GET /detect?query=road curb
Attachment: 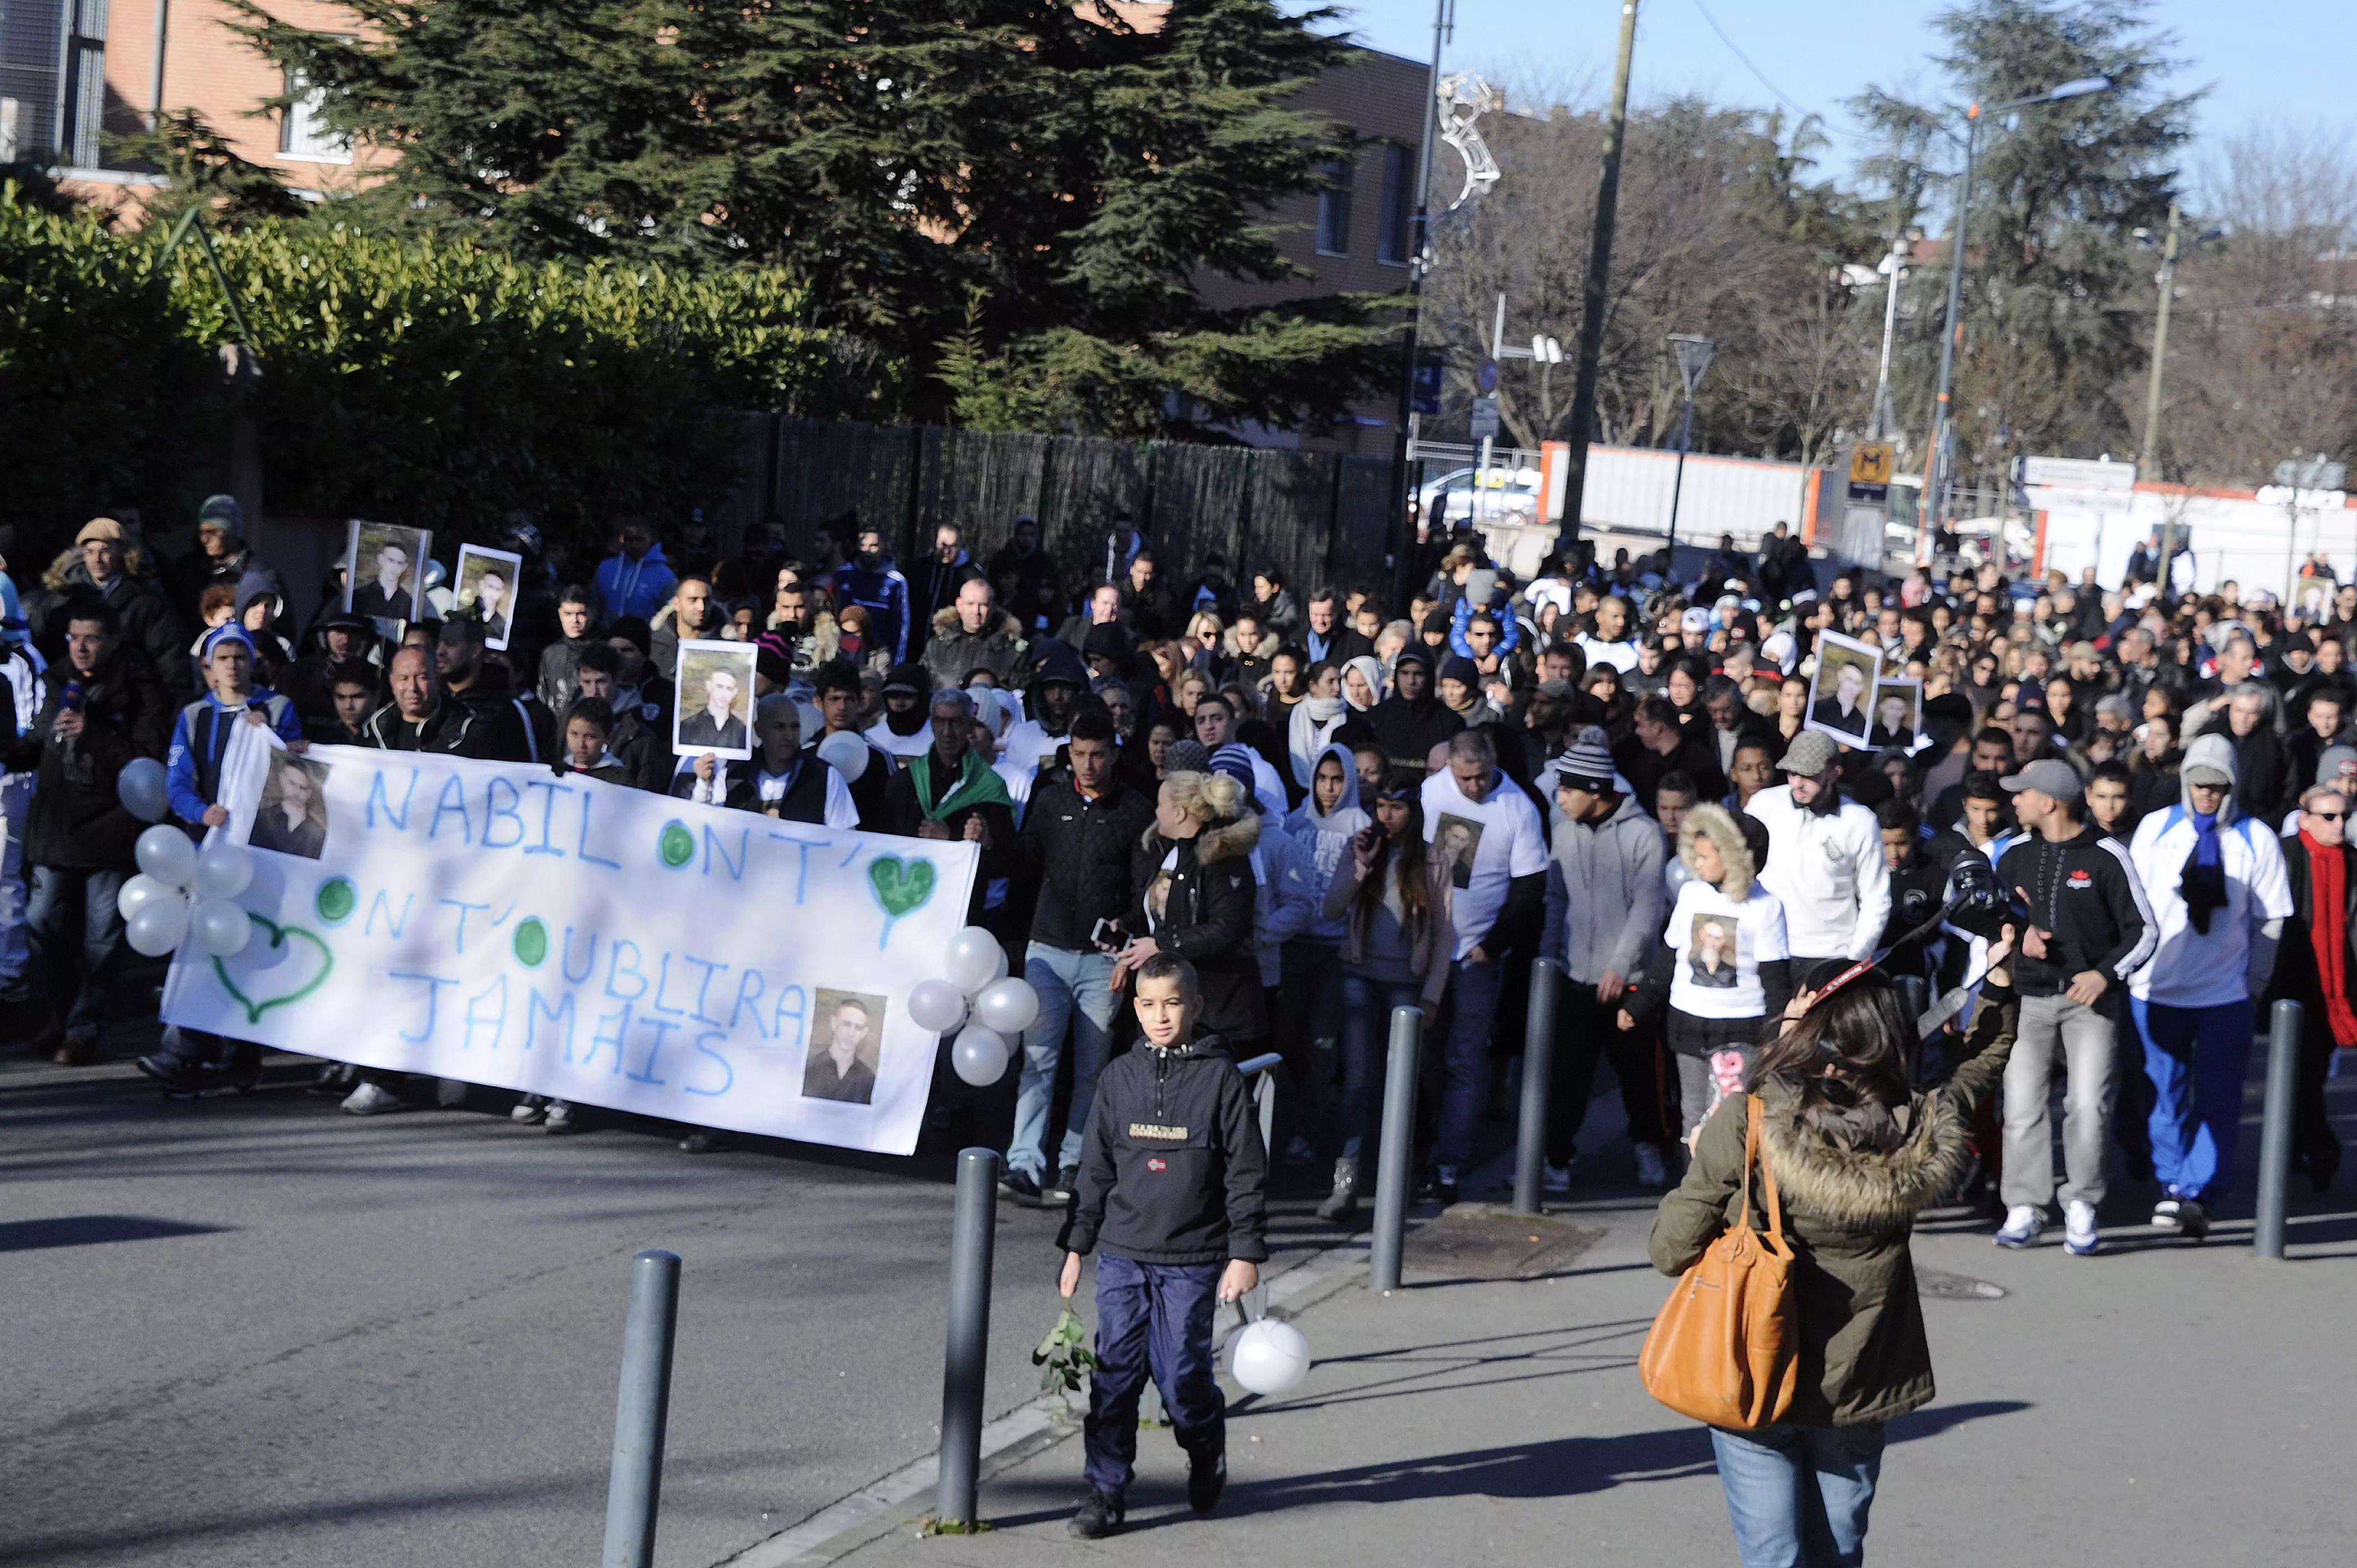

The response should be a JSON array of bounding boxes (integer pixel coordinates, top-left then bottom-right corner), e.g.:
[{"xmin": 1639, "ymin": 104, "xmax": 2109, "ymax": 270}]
[{"xmin": 709, "ymin": 1226, "xmax": 1382, "ymax": 1566}]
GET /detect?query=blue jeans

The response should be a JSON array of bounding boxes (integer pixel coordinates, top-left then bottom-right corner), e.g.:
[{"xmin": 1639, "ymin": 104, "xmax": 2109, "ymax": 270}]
[
  {"xmin": 25, "ymin": 865, "xmax": 125, "ymax": 1034},
  {"xmin": 2130, "ymin": 996, "xmax": 2254, "ymax": 1200},
  {"xmin": 1711, "ymin": 1421, "xmax": 1885, "ymax": 1568},
  {"xmin": 1435, "ymin": 953, "xmax": 1502, "ymax": 1169},
  {"xmin": 1083, "ymin": 1253, "xmax": 1224, "ymax": 1498},
  {"xmin": 1339, "ymin": 971, "xmax": 1422, "ymax": 1163},
  {"xmin": 1008, "ymin": 943, "xmax": 1120, "ymax": 1180}
]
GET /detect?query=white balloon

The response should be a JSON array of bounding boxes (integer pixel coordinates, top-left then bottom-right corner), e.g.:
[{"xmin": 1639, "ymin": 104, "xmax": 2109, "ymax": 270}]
[
  {"xmin": 908, "ymin": 978, "xmax": 970, "ymax": 1035},
  {"xmin": 117, "ymin": 757, "xmax": 170, "ymax": 823},
  {"xmin": 135, "ymin": 824, "xmax": 199, "ymax": 890},
  {"xmin": 193, "ymin": 899, "xmax": 254, "ymax": 957},
  {"xmin": 125, "ymin": 894, "xmax": 191, "ymax": 957},
  {"xmin": 816, "ymin": 730, "xmax": 869, "ymax": 782},
  {"xmin": 943, "ymin": 926, "xmax": 1007, "ymax": 996},
  {"xmin": 973, "ymin": 977, "xmax": 1041, "ymax": 1035},
  {"xmin": 949, "ymin": 1022, "xmax": 1011, "ymax": 1087},
  {"xmin": 118, "ymin": 873, "xmax": 176, "ymax": 921},
  {"xmin": 1229, "ymin": 1319, "xmax": 1312, "ymax": 1396},
  {"xmin": 193, "ymin": 839, "xmax": 255, "ymax": 900}
]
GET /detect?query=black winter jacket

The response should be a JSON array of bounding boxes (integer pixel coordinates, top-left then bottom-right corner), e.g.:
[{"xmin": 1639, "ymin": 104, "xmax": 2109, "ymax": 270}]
[
  {"xmin": 1022, "ymin": 774, "xmax": 1157, "ymax": 951},
  {"xmin": 1129, "ymin": 814, "xmax": 1264, "ymax": 1043},
  {"xmin": 1365, "ymin": 694, "xmax": 1463, "ymax": 779},
  {"xmin": 1058, "ymin": 1031, "xmax": 1269, "ymax": 1266},
  {"xmin": 7, "ymin": 652, "xmax": 175, "ymax": 869},
  {"xmin": 363, "ymin": 699, "xmax": 492, "ymax": 756},
  {"xmin": 1994, "ymin": 824, "xmax": 2157, "ymax": 1002}
]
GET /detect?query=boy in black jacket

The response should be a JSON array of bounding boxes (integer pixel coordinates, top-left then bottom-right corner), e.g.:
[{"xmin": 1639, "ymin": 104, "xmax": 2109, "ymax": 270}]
[{"xmin": 1057, "ymin": 952, "xmax": 1268, "ymax": 1539}]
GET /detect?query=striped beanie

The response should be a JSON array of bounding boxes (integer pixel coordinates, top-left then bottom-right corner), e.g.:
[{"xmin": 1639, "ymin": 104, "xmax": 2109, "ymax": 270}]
[{"xmin": 1551, "ymin": 725, "xmax": 1614, "ymax": 793}]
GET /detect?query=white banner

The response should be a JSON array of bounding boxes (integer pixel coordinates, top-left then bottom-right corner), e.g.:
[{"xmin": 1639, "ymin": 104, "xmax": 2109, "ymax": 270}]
[{"xmin": 161, "ymin": 743, "xmax": 979, "ymax": 1154}]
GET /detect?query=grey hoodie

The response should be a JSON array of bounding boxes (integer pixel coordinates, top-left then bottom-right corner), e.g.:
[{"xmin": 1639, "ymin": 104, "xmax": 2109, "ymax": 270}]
[{"xmin": 1540, "ymin": 791, "xmax": 1665, "ymax": 986}]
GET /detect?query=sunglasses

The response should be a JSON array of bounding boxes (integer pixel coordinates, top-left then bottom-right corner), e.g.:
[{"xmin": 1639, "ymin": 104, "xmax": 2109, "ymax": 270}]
[{"xmin": 2314, "ymin": 810, "xmax": 2348, "ymax": 823}]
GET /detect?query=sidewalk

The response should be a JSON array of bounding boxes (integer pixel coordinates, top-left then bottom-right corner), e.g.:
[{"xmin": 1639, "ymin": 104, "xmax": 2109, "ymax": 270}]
[{"xmin": 812, "ymin": 1076, "xmax": 2357, "ymax": 1568}]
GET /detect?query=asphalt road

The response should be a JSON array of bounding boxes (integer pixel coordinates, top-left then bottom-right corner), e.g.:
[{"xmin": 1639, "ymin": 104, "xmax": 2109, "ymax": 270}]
[{"xmin": 0, "ymin": 1065, "xmax": 1105, "ymax": 1568}]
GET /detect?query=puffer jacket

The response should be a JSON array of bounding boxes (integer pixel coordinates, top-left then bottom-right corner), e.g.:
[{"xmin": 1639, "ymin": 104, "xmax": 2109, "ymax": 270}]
[
  {"xmin": 1650, "ymin": 987, "xmax": 2019, "ymax": 1427},
  {"xmin": 1129, "ymin": 812, "xmax": 1264, "ymax": 1044},
  {"xmin": 922, "ymin": 605, "xmax": 1029, "ymax": 691},
  {"xmin": 1539, "ymin": 792, "xmax": 1663, "ymax": 986}
]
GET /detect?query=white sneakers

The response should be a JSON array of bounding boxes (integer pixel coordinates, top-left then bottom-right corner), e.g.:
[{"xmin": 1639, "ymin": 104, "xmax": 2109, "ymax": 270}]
[
  {"xmin": 2063, "ymin": 1200, "xmax": 2100, "ymax": 1256},
  {"xmin": 339, "ymin": 1081, "xmax": 405, "ymax": 1116},
  {"xmin": 1994, "ymin": 1204, "xmax": 2044, "ymax": 1247},
  {"xmin": 1632, "ymin": 1143, "xmax": 1670, "ymax": 1189}
]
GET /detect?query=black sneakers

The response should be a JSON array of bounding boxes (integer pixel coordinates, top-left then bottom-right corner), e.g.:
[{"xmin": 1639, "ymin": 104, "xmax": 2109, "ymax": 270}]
[
  {"xmin": 2153, "ymin": 1198, "xmax": 2210, "ymax": 1241},
  {"xmin": 1187, "ymin": 1447, "xmax": 1227, "ymax": 1514},
  {"xmin": 1042, "ymin": 1165, "xmax": 1080, "ymax": 1206},
  {"xmin": 999, "ymin": 1169, "xmax": 1043, "ymax": 1206},
  {"xmin": 1068, "ymin": 1489, "xmax": 1125, "ymax": 1538}
]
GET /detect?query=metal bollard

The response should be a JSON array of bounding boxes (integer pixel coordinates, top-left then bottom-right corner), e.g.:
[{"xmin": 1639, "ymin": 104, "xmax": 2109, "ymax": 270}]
[
  {"xmin": 1368, "ymin": 1005, "xmax": 1423, "ymax": 1294},
  {"xmin": 601, "ymin": 1249, "xmax": 681, "ymax": 1568},
  {"xmin": 2254, "ymin": 998, "xmax": 2301, "ymax": 1260},
  {"xmin": 935, "ymin": 1147, "xmax": 1000, "ymax": 1526},
  {"xmin": 1513, "ymin": 958, "xmax": 1563, "ymax": 1216}
]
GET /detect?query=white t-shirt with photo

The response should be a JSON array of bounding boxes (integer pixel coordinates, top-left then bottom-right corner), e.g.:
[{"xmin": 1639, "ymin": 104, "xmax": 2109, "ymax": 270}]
[
  {"xmin": 1420, "ymin": 768, "xmax": 1549, "ymax": 960},
  {"xmin": 1663, "ymin": 879, "xmax": 1790, "ymax": 1021}
]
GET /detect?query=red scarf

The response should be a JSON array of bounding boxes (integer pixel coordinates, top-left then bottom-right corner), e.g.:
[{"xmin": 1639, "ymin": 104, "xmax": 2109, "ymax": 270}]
[{"xmin": 2302, "ymin": 831, "xmax": 2357, "ymax": 1046}]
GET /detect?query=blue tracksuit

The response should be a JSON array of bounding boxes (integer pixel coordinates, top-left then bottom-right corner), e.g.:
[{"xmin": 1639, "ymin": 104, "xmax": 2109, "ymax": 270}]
[
  {"xmin": 830, "ymin": 558, "xmax": 913, "ymax": 662},
  {"xmin": 595, "ymin": 544, "xmax": 680, "ymax": 623},
  {"xmin": 166, "ymin": 689, "xmax": 305, "ymax": 829}
]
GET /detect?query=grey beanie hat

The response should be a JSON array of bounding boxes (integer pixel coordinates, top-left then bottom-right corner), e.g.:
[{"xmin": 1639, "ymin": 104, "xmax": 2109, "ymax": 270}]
[{"xmin": 1551, "ymin": 725, "xmax": 1615, "ymax": 793}]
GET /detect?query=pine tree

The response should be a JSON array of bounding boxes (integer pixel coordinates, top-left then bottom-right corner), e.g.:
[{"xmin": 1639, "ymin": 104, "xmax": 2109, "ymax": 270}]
[
  {"xmin": 231, "ymin": 0, "xmax": 1398, "ymax": 432},
  {"xmin": 1855, "ymin": 0, "xmax": 2197, "ymax": 478}
]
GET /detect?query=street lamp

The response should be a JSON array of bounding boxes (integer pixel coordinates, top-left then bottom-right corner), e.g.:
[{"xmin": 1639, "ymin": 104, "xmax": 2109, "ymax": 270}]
[{"xmin": 1924, "ymin": 75, "xmax": 2114, "ymax": 546}]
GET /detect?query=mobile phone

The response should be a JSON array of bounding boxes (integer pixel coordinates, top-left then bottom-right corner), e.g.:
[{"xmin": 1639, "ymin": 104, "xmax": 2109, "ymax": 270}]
[{"xmin": 1090, "ymin": 917, "xmax": 1123, "ymax": 952}]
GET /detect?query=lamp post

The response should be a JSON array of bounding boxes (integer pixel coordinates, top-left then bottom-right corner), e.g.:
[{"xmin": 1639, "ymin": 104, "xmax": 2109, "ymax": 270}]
[
  {"xmin": 1924, "ymin": 75, "xmax": 2114, "ymax": 546},
  {"xmin": 1388, "ymin": 0, "xmax": 1455, "ymax": 601}
]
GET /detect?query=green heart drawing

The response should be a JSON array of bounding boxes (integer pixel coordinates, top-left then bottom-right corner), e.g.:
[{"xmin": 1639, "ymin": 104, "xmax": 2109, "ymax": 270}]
[
  {"xmin": 868, "ymin": 855, "xmax": 936, "ymax": 947},
  {"xmin": 211, "ymin": 913, "xmax": 336, "ymax": 1025}
]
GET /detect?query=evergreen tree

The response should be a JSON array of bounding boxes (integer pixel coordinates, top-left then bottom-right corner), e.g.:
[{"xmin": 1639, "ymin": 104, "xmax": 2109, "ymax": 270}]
[
  {"xmin": 1855, "ymin": 0, "xmax": 2197, "ymax": 482},
  {"xmin": 231, "ymin": 0, "xmax": 1398, "ymax": 432}
]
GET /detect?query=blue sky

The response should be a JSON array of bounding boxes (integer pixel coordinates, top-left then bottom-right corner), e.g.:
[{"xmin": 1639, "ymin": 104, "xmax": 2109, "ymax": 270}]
[{"xmin": 1313, "ymin": 1, "xmax": 2354, "ymax": 192}]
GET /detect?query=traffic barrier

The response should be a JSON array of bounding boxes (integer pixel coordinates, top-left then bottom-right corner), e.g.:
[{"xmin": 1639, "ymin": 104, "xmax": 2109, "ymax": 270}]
[
  {"xmin": 1368, "ymin": 1005, "xmax": 1423, "ymax": 1294},
  {"xmin": 2254, "ymin": 999, "xmax": 2301, "ymax": 1260},
  {"xmin": 1512, "ymin": 959, "xmax": 1563, "ymax": 1215},
  {"xmin": 935, "ymin": 1148, "xmax": 1000, "ymax": 1526},
  {"xmin": 601, "ymin": 1250, "xmax": 681, "ymax": 1568}
]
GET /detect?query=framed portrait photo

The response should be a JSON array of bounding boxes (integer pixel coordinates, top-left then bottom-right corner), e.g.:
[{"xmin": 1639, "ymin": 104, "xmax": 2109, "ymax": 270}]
[
  {"xmin": 453, "ymin": 545, "xmax": 523, "ymax": 651},
  {"xmin": 344, "ymin": 520, "xmax": 433, "ymax": 631},
  {"xmin": 673, "ymin": 639, "xmax": 758, "ymax": 761},
  {"xmin": 1869, "ymin": 677, "xmax": 1924, "ymax": 752},
  {"xmin": 1805, "ymin": 630, "xmax": 1881, "ymax": 749}
]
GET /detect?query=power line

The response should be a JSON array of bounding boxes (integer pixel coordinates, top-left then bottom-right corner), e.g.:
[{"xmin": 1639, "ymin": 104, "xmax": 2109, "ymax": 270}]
[{"xmin": 1687, "ymin": 0, "xmax": 1869, "ymax": 143}]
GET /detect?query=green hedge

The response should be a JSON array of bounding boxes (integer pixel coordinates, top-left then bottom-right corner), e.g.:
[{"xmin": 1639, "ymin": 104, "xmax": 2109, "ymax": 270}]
[{"xmin": 2, "ymin": 185, "xmax": 835, "ymax": 555}]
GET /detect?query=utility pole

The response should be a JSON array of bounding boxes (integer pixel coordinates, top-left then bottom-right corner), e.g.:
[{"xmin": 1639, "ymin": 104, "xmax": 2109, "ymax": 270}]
[
  {"xmin": 1869, "ymin": 233, "xmax": 1906, "ymax": 440},
  {"xmin": 2142, "ymin": 203, "xmax": 2184, "ymax": 596},
  {"xmin": 1560, "ymin": 0, "xmax": 1639, "ymax": 554},
  {"xmin": 1387, "ymin": 0, "xmax": 1454, "ymax": 600}
]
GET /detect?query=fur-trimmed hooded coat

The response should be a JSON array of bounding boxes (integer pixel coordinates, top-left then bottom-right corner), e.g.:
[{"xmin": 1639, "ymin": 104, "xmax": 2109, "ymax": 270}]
[
  {"xmin": 1129, "ymin": 773, "xmax": 1265, "ymax": 1043},
  {"xmin": 1649, "ymin": 988, "xmax": 2020, "ymax": 1427}
]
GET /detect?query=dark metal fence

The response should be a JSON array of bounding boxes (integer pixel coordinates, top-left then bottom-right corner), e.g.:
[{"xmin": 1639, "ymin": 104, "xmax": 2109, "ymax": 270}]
[{"xmin": 722, "ymin": 416, "xmax": 1399, "ymax": 597}]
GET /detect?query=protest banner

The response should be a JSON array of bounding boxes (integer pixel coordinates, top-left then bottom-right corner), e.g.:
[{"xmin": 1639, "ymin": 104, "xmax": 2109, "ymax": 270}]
[{"xmin": 161, "ymin": 741, "xmax": 979, "ymax": 1155}]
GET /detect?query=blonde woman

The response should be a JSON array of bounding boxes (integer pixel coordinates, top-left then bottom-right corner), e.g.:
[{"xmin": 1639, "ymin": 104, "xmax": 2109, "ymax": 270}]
[
  {"xmin": 1116, "ymin": 769, "xmax": 1264, "ymax": 1049},
  {"xmin": 1621, "ymin": 803, "xmax": 1794, "ymax": 1135}
]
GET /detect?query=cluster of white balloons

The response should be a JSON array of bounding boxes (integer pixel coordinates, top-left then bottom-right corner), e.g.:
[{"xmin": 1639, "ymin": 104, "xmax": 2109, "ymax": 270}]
[
  {"xmin": 121, "ymin": 827, "xmax": 256, "ymax": 960},
  {"xmin": 1229, "ymin": 1317, "xmax": 1312, "ymax": 1396},
  {"xmin": 908, "ymin": 926, "xmax": 1040, "ymax": 1086}
]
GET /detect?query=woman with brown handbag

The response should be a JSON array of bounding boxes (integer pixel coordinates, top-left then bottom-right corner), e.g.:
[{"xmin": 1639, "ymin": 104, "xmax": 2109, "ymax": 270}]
[{"xmin": 1649, "ymin": 941, "xmax": 2020, "ymax": 1567}]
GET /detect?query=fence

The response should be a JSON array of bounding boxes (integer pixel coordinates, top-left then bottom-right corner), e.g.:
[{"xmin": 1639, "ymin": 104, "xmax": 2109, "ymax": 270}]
[{"xmin": 719, "ymin": 416, "xmax": 1404, "ymax": 597}]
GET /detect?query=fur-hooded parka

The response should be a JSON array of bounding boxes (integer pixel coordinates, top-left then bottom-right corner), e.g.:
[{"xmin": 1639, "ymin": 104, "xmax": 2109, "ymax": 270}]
[{"xmin": 1678, "ymin": 801, "xmax": 1759, "ymax": 899}]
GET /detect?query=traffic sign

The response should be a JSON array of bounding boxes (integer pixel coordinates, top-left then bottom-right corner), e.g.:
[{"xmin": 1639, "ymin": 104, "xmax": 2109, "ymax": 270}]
[
  {"xmin": 1469, "ymin": 395, "xmax": 1500, "ymax": 439},
  {"xmin": 1847, "ymin": 441, "xmax": 1893, "ymax": 506},
  {"xmin": 1668, "ymin": 333, "xmax": 1716, "ymax": 396},
  {"xmin": 1476, "ymin": 358, "xmax": 1499, "ymax": 394}
]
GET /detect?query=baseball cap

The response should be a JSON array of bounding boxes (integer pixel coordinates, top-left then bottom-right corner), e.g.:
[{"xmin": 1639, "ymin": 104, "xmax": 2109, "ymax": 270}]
[
  {"xmin": 2000, "ymin": 757, "xmax": 2083, "ymax": 801},
  {"xmin": 1779, "ymin": 730, "xmax": 1838, "ymax": 778},
  {"xmin": 881, "ymin": 662, "xmax": 928, "ymax": 697}
]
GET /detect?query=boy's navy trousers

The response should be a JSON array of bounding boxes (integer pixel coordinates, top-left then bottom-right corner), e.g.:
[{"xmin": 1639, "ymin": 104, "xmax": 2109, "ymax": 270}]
[{"xmin": 1083, "ymin": 1254, "xmax": 1226, "ymax": 1497}]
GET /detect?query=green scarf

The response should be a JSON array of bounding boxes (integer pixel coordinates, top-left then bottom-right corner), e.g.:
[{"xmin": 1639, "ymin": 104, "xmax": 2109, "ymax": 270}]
[{"xmin": 912, "ymin": 747, "xmax": 1012, "ymax": 822}]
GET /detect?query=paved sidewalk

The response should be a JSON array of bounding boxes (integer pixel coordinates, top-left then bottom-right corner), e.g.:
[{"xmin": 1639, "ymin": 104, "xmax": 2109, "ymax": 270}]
[{"xmin": 819, "ymin": 1076, "xmax": 2357, "ymax": 1568}]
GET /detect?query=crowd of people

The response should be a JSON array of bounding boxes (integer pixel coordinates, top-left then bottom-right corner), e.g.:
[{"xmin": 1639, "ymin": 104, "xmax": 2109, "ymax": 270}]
[{"xmin": 3, "ymin": 499, "xmax": 2350, "ymax": 1255}]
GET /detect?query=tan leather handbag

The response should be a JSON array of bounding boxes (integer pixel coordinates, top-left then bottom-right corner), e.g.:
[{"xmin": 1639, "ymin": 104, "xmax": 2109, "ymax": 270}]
[{"xmin": 1639, "ymin": 1095, "xmax": 1799, "ymax": 1429}]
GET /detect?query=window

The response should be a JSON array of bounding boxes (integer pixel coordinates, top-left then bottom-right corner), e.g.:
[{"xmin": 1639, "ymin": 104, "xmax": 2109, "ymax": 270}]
[
  {"xmin": 1377, "ymin": 143, "xmax": 1412, "ymax": 265},
  {"xmin": 1315, "ymin": 158, "xmax": 1352, "ymax": 256},
  {"xmin": 61, "ymin": 0, "xmax": 110, "ymax": 169},
  {"xmin": 279, "ymin": 70, "xmax": 351, "ymax": 163}
]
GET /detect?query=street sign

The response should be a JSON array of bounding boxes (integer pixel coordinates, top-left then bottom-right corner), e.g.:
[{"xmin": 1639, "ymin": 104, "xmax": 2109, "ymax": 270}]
[
  {"xmin": 1469, "ymin": 395, "xmax": 1500, "ymax": 439},
  {"xmin": 1847, "ymin": 441, "xmax": 1893, "ymax": 505},
  {"xmin": 1476, "ymin": 358, "xmax": 1499, "ymax": 394},
  {"xmin": 1668, "ymin": 333, "xmax": 1716, "ymax": 396},
  {"xmin": 1412, "ymin": 352, "xmax": 1445, "ymax": 416},
  {"xmin": 2018, "ymin": 455, "xmax": 2135, "ymax": 492}
]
